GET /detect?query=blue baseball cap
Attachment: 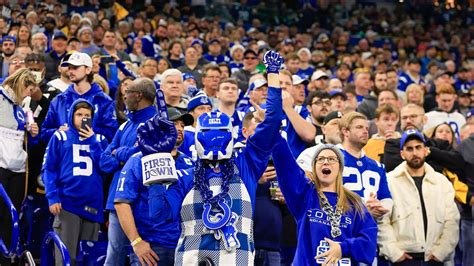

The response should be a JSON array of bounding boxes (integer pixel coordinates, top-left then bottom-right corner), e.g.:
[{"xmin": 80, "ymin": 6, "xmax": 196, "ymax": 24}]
[
  {"xmin": 52, "ymin": 31, "xmax": 68, "ymax": 41},
  {"xmin": 248, "ymin": 79, "xmax": 267, "ymax": 92},
  {"xmin": 1, "ymin": 35, "xmax": 16, "ymax": 44},
  {"xmin": 467, "ymin": 108, "xmax": 474, "ymax": 119},
  {"xmin": 183, "ymin": 73, "xmax": 195, "ymax": 81},
  {"xmin": 400, "ymin": 129, "xmax": 426, "ymax": 150},
  {"xmin": 191, "ymin": 39, "xmax": 203, "ymax": 47}
]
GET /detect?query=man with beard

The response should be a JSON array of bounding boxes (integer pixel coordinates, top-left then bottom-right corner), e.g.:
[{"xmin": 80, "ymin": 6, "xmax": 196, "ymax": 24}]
[
  {"xmin": 0, "ymin": 36, "xmax": 16, "ymax": 78},
  {"xmin": 383, "ymin": 103, "xmax": 465, "ymax": 176},
  {"xmin": 338, "ymin": 112, "xmax": 392, "ymax": 219},
  {"xmin": 114, "ymin": 107, "xmax": 194, "ymax": 266},
  {"xmin": 100, "ymin": 77, "xmax": 157, "ymax": 265},
  {"xmin": 41, "ymin": 52, "xmax": 118, "ymax": 142},
  {"xmin": 379, "ymin": 130, "xmax": 459, "ymax": 265},
  {"xmin": 305, "ymin": 90, "xmax": 331, "ymax": 145}
]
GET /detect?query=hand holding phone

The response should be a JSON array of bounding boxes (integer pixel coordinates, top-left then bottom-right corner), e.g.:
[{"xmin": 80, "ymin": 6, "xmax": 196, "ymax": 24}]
[
  {"xmin": 100, "ymin": 56, "xmax": 116, "ymax": 64},
  {"xmin": 79, "ymin": 118, "xmax": 94, "ymax": 139}
]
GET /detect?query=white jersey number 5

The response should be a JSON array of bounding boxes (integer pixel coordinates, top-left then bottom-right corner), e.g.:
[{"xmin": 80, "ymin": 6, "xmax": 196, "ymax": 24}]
[{"xmin": 72, "ymin": 144, "xmax": 92, "ymax": 176}]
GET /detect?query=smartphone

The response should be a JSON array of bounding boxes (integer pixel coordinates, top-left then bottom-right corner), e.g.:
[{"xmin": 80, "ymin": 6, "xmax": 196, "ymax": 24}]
[
  {"xmin": 81, "ymin": 117, "xmax": 92, "ymax": 131},
  {"xmin": 100, "ymin": 56, "xmax": 115, "ymax": 64}
]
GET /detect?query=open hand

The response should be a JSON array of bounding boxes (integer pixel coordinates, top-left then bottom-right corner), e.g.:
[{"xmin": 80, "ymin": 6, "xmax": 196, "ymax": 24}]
[
  {"xmin": 366, "ymin": 192, "xmax": 389, "ymax": 218},
  {"xmin": 133, "ymin": 240, "xmax": 160, "ymax": 266}
]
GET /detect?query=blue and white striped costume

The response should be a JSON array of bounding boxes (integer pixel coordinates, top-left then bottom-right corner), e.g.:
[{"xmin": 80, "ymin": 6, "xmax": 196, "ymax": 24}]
[{"xmin": 176, "ymin": 166, "xmax": 254, "ymax": 265}]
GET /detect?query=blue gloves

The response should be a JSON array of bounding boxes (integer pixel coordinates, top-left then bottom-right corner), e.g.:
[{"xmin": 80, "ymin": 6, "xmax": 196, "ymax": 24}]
[
  {"xmin": 263, "ymin": 50, "xmax": 284, "ymax": 74},
  {"xmin": 137, "ymin": 87, "xmax": 177, "ymax": 155}
]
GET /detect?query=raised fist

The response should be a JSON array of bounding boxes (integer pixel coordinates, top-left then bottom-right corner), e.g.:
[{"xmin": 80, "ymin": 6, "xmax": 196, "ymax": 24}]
[
  {"xmin": 137, "ymin": 114, "xmax": 177, "ymax": 155},
  {"xmin": 263, "ymin": 50, "xmax": 284, "ymax": 74}
]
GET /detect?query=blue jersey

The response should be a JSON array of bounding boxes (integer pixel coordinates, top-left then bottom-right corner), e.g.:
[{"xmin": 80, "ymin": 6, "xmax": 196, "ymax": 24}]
[
  {"xmin": 203, "ymin": 54, "xmax": 230, "ymax": 64},
  {"xmin": 281, "ymin": 105, "xmax": 312, "ymax": 157},
  {"xmin": 338, "ymin": 145, "xmax": 391, "ymax": 201},
  {"xmin": 227, "ymin": 109, "xmax": 246, "ymax": 143},
  {"xmin": 114, "ymin": 152, "xmax": 194, "ymax": 247},
  {"xmin": 42, "ymin": 99, "xmax": 109, "ymax": 223},
  {"xmin": 100, "ymin": 106, "xmax": 156, "ymax": 210},
  {"xmin": 398, "ymin": 72, "xmax": 425, "ymax": 92},
  {"xmin": 296, "ymin": 66, "xmax": 314, "ymax": 81},
  {"xmin": 178, "ymin": 126, "xmax": 197, "ymax": 161},
  {"xmin": 229, "ymin": 61, "xmax": 243, "ymax": 74},
  {"xmin": 272, "ymin": 137, "xmax": 377, "ymax": 265},
  {"xmin": 41, "ymin": 83, "xmax": 118, "ymax": 142},
  {"xmin": 141, "ymin": 35, "xmax": 161, "ymax": 58}
]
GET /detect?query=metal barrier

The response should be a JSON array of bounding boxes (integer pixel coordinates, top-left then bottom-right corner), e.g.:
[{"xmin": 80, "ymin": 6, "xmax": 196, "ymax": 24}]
[
  {"xmin": 0, "ymin": 183, "xmax": 20, "ymax": 258},
  {"xmin": 41, "ymin": 231, "xmax": 71, "ymax": 266}
]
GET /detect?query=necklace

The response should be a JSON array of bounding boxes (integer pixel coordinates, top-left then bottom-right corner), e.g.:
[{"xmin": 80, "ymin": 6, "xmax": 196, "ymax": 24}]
[
  {"xmin": 195, "ymin": 159, "xmax": 235, "ymax": 230},
  {"xmin": 320, "ymin": 193, "xmax": 343, "ymax": 238}
]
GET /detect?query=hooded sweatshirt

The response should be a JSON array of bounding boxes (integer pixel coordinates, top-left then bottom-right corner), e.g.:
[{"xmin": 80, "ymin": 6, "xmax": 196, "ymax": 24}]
[
  {"xmin": 42, "ymin": 99, "xmax": 108, "ymax": 223},
  {"xmin": 41, "ymin": 82, "xmax": 118, "ymax": 143}
]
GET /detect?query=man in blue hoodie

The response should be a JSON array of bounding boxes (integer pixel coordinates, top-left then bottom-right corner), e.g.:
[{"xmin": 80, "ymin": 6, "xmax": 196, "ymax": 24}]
[
  {"xmin": 41, "ymin": 52, "xmax": 118, "ymax": 143},
  {"xmin": 100, "ymin": 77, "xmax": 157, "ymax": 266},
  {"xmin": 42, "ymin": 99, "xmax": 109, "ymax": 265}
]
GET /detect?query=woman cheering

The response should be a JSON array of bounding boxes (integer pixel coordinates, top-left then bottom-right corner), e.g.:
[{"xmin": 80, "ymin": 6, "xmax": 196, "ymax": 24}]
[{"xmin": 271, "ymin": 141, "xmax": 377, "ymax": 265}]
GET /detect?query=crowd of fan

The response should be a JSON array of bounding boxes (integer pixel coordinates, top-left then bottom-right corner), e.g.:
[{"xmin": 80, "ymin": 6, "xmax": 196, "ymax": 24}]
[{"xmin": 0, "ymin": 0, "xmax": 473, "ymax": 265}]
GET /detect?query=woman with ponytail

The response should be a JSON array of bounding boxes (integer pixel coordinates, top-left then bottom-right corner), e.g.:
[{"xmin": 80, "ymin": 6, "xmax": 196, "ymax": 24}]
[{"xmin": 271, "ymin": 140, "xmax": 378, "ymax": 265}]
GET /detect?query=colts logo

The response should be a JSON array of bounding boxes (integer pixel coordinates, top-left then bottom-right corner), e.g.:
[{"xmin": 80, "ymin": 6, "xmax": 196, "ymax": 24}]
[{"xmin": 200, "ymin": 97, "xmax": 209, "ymax": 104}]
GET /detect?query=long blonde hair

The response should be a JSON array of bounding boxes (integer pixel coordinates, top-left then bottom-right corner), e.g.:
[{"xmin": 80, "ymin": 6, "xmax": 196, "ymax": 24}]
[
  {"xmin": 308, "ymin": 160, "xmax": 366, "ymax": 219},
  {"xmin": 2, "ymin": 68, "xmax": 36, "ymax": 104}
]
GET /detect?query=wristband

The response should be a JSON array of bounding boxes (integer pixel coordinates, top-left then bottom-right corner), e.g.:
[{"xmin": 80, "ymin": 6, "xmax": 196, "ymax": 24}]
[{"xmin": 131, "ymin": 237, "xmax": 142, "ymax": 247}]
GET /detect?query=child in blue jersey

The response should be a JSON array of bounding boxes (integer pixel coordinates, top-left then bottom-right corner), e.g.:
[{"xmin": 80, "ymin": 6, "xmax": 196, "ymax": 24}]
[
  {"xmin": 42, "ymin": 99, "xmax": 108, "ymax": 264},
  {"xmin": 272, "ymin": 140, "xmax": 377, "ymax": 265}
]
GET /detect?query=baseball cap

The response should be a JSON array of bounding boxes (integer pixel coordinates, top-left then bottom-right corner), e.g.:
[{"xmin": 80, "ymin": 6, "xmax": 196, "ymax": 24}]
[
  {"xmin": 44, "ymin": 17, "xmax": 56, "ymax": 25},
  {"xmin": 292, "ymin": 75, "xmax": 309, "ymax": 86},
  {"xmin": 168, "ymin": 107, "xmax": 194, "ymax": 126},
  {"xmin": 1, "ymin": 35, "xmax": 16, "ymax": 44},
  {"xmin": 400, "ymin": 129, "xmax": 426, "ymax": 150},
  {"xmin": 209, "ymin": 39, "xmax": 220, "ymax": 45},
  {"xmin": 243, "ymin": 49, "xmax": 258, "ymax": 57},
  {"xmin": 61, "ymin": 52, "xmax": 92, "ymax": 68},
  {"xmin": 52, "ymin": 31, "xmax": 68, "ymax": 41},
  {"xmin": 191, "ymin": 39, "xmax": 203, "ymax": 47},
  {"xmin": 323, "ymin": 111, "xmax": 343, "ymax": 125},
  {"xmin": 329, "ymin": 89, "xmax": 347, "ymax": 100},
  {"xmin": 248, "ymin": 79, "xmax": 267, "ymax": 91},
  {"xmin": 467, "ymin": 108, "xmax": 474, "ymax": 119},
  {"xmin": 183, "ymin": 73, "xmax": 196, "ymax": 81},
  {"xmin": 311, "ymin": 70, "xmax": 329, "ymax": 81}
]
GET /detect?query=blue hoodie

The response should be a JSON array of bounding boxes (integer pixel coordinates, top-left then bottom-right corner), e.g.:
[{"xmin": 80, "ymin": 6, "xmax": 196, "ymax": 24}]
[
  {"xmin": 41, "ymin": 82, "xmax": 118, "ymax": 143},
  {"xmin": 42, "ymin": 99, "xmax": 109, "ymax": 223},
  {"xmin": 100, "ymin": 105, "xmax": 157, "ymax": 210},
  {"xmin": 271, "ymin": 137, "xmax": 377, "ymax": 265}
]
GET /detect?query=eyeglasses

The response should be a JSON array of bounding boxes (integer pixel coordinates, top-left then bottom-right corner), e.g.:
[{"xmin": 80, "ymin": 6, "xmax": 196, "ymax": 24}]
[
  {"xmin": 10, "ymin": 60, "xmax": 25, "ymax": 65},
  {"xmin": 312, "ymin": 99, "xmax": 332, "ymax": 106},
  {"xmin": 315, "ymin": 156, "xmax": 339, "ymax": 165},
  {"xmin": 400, "ymin": 114, "xmax": 423, "ymax": 121},
  {"xmin": 244, "ymin": 57, "xmax": 257, "ymax": 60}
]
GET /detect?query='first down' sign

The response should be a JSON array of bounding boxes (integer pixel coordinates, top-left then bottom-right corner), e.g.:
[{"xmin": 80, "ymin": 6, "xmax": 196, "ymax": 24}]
[{"xmin": 141, "ymin": 153, "xmax": 178, "ymax": 185}]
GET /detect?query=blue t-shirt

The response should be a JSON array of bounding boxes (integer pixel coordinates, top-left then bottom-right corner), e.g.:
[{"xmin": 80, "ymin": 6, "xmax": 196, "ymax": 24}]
[{"xmin": 114, "ymin": 152, "xmax": 194, "ymax": 247}]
